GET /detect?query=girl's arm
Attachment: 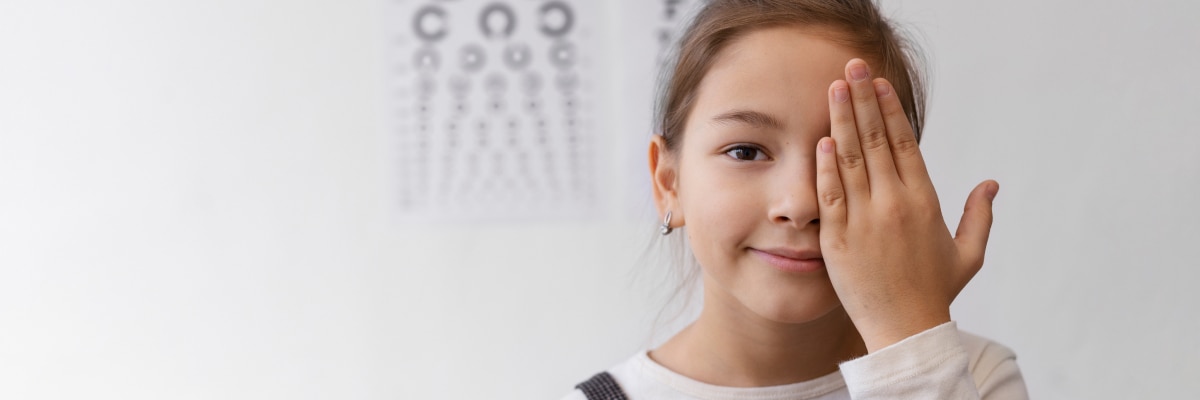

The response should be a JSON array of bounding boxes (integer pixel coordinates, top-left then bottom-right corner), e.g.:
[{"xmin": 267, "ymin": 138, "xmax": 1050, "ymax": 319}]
[
  {"xmin": 839, "ymin": 321, "xmax": 1029, "ymax": 399},
  {"xmin": 818, "ymin": 58, "xmax": 1021, "ymax": 398}
]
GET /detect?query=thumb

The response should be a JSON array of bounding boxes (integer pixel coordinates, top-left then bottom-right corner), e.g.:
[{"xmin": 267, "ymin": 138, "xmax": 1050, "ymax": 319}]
[{"xmin": 954, "ymin": 180, "xmax": 999, "ymax": 267}]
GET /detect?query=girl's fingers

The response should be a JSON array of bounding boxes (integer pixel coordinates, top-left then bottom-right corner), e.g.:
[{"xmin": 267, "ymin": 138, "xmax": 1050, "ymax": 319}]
[
  {"xmin": 953, "ymin": 180, "xmax": 999, "ymax": 275},
  {"xmin": 872, "ymin": 77, "xmax": 933, "ymax": 190},
  {"xmin": 844, "ymin": 59, "xmax": 901, "ymax": 190},
  {"xmin": 816, "ymin": 137, "xmax": 847, "ymax": 229},
  {"xmin": 828, "ymin": 80, "xmax": 870, "ymax": 205}
]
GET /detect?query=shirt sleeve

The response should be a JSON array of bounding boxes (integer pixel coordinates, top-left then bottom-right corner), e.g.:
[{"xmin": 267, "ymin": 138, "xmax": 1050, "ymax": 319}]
[{"xmin": 837, "ymin": 321, "xmax": 1029, "ymax": 399}]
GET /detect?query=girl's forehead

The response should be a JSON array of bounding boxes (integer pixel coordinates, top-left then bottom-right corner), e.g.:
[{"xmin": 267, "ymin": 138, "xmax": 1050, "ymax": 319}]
[
  {"xmin": 706, "ymin": 26, "xmax": 855, "ymax": 99},
  {"xmin": 691, "ymin": 26, "xmax": 856, "ymax": 131}
]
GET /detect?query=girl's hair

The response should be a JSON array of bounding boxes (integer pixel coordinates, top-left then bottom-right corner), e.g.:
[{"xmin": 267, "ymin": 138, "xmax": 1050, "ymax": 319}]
[
  {"xmin": 642, "ymin": 0, "xmax": 930, "ymax": 345},
  {"xmin": 657, "ymin": 0, "xmax": 928, "ymax": 153}
]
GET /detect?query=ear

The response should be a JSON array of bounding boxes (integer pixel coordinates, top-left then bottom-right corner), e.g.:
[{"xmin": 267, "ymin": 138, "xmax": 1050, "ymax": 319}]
[{"xmin": 648, "ymin": 135, "xmax": 684, "ymax": 229}]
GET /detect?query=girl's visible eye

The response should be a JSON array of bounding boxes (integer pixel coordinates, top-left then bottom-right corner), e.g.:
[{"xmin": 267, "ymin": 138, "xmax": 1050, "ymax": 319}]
[{"xmin": 724, "ymin": 145, "xmax": 768, "ymax": 162}]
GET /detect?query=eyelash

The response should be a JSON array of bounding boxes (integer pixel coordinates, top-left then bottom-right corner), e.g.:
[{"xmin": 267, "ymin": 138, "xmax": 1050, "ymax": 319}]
[{"xmin": 724, "ymin": 144, "xmax": 770, "ymax": 162}]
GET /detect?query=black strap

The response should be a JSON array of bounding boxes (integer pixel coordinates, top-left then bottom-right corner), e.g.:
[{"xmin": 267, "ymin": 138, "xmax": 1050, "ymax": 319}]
[{"xmin": 575, "ymin": 371, "xmax": 629, "ymax": 400}]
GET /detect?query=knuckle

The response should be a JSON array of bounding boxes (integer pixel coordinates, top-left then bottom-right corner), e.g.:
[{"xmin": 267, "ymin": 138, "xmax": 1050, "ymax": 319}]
[
  {"xmin": 874, "ymin": 197, "xmax": 935, "ymax": 224},
  {"xmin": 917, "ymin": 207, "xmax": 941, "ymax": 225},
  {"xmin": 891, "ymin": 131, "xmax": 920, "ymax": 154},
  {"xmin": 922, "ymin": 192, "xmax": 943, "ymax": 211},
  {"xmin": 879, "ymin": 201, "xmax": 907, "ymax": 218},
  {"xmin": 911, "ymin": 189, "xmax": 939, "ymax": 209},
  {"xmin": 837, "ymin": 151, "xmax": 864, "ymax": 169},
  {"xmin": 905, "ymin": 199, "xmax": 937, "ymax": 222},
  {"xmin": 859, "ymin": 125, "xmax": 889, "ymax": 151},
  {"xmin": 820, "ymin": 186, "xmax": 846, "ymax": 207},
  {"xmin": 877, "ymin": 204, "xmax": 916, "ymax": 228}
]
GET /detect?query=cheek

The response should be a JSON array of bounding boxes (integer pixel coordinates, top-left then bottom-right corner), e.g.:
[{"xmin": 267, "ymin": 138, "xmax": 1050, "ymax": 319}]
[{"xmin": 678, "ymin": 162, "xmax": 763, "ymax": 261}]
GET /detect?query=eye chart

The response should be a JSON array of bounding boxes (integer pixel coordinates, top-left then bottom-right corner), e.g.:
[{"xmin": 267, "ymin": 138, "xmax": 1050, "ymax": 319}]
[{"xmin": 387, "ymin": 0, "xmax": 599, "ymax": 223}]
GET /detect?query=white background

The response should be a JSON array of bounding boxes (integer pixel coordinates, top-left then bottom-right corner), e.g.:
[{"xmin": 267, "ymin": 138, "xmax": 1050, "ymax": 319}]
[{"xmin": 2, "ymin": 0, "xmax": 1198, "ymax": 399}]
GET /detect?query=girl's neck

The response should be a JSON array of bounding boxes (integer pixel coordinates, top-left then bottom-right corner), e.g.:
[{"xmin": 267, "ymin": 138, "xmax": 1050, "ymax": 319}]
[{"xmin": 649, "ymin": 283, "xmax": 868, "ymax": 387}]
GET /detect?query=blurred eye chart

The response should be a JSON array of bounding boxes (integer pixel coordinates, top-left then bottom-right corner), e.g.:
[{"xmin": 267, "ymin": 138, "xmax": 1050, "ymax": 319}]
[
  {"xmin": 387, "ymin": 0, "xmax": 600, "ymax": 222},
  {"xmin": 387, "ymin": 0, "xmax": 704, "ymax": 222}
]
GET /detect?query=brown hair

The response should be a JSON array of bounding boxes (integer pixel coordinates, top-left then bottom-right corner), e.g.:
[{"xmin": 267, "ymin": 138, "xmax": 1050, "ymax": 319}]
[{"xmin": 656, "ymin": 0, "xmax": 928, "ymax": 151}]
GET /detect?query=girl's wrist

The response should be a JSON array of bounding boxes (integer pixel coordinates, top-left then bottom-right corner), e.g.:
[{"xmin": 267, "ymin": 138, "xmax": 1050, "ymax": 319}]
[{"xmin": 856, "ymin": 308, "xmax": 952, "ymax": 353}]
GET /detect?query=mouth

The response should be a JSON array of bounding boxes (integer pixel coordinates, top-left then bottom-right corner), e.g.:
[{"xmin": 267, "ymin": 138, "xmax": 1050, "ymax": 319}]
[{"xmin": 750, "ymin": 248, "xmax": 825, "ymax": 273}]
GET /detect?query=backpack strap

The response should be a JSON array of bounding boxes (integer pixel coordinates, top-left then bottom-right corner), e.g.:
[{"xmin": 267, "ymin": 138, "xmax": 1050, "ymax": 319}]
[{"xmin": 575, "ymin": 371, "xmax": 629, "ymax": 400}]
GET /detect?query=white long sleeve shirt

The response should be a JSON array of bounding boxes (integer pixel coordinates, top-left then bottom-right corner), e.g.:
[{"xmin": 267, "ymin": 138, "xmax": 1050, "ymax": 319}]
[{"xmin": 561, "ymin": 321, "xmax": 1028, "ymax": 399}]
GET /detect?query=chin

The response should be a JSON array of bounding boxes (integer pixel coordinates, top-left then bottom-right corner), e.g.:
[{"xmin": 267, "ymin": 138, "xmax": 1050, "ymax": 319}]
[{"xmin": 749, "ymin": 287, "xmax": 844, "ymax": 324}]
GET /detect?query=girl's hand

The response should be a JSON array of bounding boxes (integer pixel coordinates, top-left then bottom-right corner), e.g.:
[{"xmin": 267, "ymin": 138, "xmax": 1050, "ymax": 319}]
[{"xmin": 816, "ymin": 58, "xmax": 999, "ymax": 353}]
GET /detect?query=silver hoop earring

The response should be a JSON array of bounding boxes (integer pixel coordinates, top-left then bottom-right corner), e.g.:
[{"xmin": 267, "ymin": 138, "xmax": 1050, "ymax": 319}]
[{"xmin": 660, "ymin": 211, "xmax": 673, "ymax": 235}]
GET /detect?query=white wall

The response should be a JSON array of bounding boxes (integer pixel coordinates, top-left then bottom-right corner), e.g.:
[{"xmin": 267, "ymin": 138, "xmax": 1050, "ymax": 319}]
[{"xmin": 1, "ymin": 0, "xmax": 1197, "ymax": 399}]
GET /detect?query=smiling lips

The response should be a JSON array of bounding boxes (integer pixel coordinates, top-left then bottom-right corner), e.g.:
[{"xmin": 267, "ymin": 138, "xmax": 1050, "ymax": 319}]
[{"xmin": 751, "ymin": 247, "xmax": 825, "ymax": 273}]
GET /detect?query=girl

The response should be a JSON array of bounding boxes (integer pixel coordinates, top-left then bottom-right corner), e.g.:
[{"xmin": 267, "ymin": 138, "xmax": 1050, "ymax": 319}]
[{"xmin": 564, "ymin": 0, "xmax": 1028, "ymax": 399}]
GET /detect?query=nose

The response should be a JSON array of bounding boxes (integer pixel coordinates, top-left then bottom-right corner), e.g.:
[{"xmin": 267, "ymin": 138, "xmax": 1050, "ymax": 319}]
[{"xmin": 766, "ymin": 156, "xmax": 820, "ymax": 230}]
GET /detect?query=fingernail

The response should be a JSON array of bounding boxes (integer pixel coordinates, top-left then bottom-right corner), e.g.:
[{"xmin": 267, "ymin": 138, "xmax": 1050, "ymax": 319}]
[
  {"xmin": 850, "ymin": 62, "xmax": 869, "ymax": 81},
  {"xmin": 820, "ymin": 138, "xmax": 833, "ymax": 153},
  {"xmin": 874, "ymin": 81, "xmax": 890, "ymax": 97},
  {"xmin": 986, "ymin": 184, "xmax": 999, "ymax": 201},
  {"xmin": 833, "ymin": 83, "xmax": 849, "ymax": 103}
]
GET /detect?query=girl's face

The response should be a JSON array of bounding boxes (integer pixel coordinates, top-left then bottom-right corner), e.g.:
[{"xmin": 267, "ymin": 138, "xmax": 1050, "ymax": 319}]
[{"xmin": 655, "ymin": 26, "xmax": 862, "ymax": 323}]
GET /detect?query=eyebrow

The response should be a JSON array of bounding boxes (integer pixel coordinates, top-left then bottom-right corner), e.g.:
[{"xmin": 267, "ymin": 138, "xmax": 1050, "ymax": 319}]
[{"xmin": 709, "ymin": 109, "xmax": 785, "ymax": 130}]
